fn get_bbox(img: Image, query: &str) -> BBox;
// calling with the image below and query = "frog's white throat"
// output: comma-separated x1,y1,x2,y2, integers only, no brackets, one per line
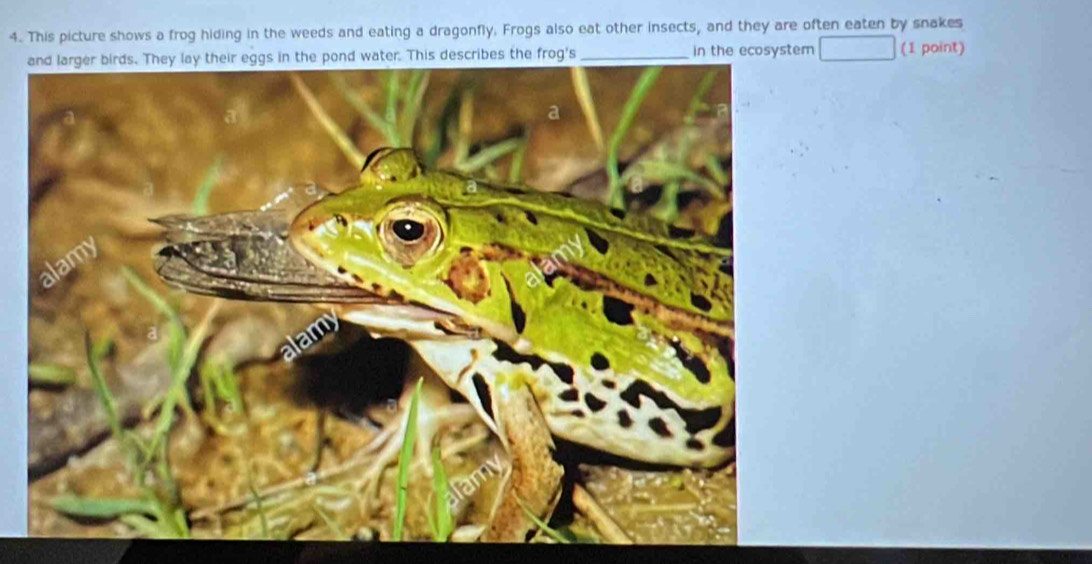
334,303,474,341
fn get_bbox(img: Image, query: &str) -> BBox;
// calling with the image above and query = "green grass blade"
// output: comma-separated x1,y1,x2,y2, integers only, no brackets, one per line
384,70,403,146
144,302,219,472
121,267,183,330
214,359,243,413
165,324,185,379
121,266,187,397
331,73,392,145
170,506,191,538
557,525,601,544
29,362,75,386
516,497,569,544
198,360,218,422
244,456,271,540
51,495,158,519
392,377,424,541
399,70,430,146
191,154,223,216
290,72,366,170
154,438,181,506
84,333,126,455
508,132,529,184
570,67,604,152
423,83,463,167
706,153,729,186
142,496,188,539
457,137,523,174
123,272,217,482
623,159,721,193
120,266,185,469
650,180,681,223
685,69,719,124
606,66,663,209
454,84,475,166
119,514,166,538
125,431,151,459
429,446,453,542
92,332,115,360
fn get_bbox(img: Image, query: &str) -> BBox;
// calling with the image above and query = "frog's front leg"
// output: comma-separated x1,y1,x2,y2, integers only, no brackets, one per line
481,378,564,542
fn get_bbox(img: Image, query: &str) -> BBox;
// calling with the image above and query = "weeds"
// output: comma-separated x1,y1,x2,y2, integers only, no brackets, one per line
444,78,524,178
84,332,130,468
508,129,530,183
391,377,423,541
425,446,453,542
389,377,455,542
191,154,223,216
648,68,721,222
571,67,605,152
571,66,727,221
50,493,189,539
291,72,366,170
49,268,222,539
121,266,217,481
685,69,719,127
517,497,570,544
48,153,232,537
28,362,75,386
606,66,663,210
330,69,430,148
706,152,730,186
244,448,271,539
302,71,526,184
517,498,602,544
457,137,523,174
198,355,243,431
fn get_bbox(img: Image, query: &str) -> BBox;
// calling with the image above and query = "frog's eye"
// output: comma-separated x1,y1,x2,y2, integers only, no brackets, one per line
363,148,422,183
362,147,388,171
378,205,443,267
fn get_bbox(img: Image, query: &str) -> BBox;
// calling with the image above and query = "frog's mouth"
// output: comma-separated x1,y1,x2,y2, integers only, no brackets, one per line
151,211,477,340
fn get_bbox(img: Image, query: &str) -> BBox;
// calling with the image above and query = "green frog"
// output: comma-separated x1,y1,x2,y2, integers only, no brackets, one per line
156,147,734,541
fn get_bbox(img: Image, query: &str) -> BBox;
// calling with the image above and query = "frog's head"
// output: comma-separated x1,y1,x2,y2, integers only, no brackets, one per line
289,147,459,310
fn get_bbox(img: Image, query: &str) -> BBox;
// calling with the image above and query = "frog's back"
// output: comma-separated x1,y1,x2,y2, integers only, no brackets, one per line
431,171,734,326
426,175,735,467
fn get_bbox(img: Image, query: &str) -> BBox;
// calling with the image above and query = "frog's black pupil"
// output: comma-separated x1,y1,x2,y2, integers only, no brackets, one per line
392,219,425,242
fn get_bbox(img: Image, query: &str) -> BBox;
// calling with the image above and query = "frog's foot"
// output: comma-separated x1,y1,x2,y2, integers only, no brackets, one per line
481,384,564,542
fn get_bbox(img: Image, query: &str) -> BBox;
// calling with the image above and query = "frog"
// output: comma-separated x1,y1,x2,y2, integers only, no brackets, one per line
154,147,735,542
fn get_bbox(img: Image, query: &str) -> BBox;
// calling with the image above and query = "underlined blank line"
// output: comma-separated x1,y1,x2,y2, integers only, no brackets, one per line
581,56,690,61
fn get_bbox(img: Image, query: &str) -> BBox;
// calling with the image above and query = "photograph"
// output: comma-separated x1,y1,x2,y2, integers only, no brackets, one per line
27,66,734,543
